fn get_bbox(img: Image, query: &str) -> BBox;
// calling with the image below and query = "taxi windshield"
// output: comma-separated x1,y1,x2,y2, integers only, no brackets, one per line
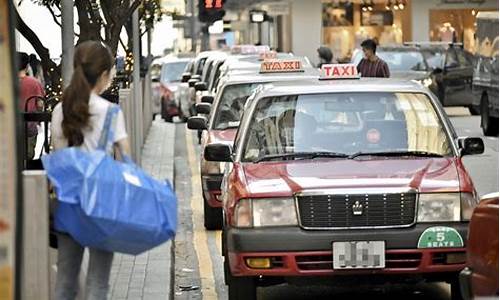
161,61,189,83
213,83,265,130
242,92,453,162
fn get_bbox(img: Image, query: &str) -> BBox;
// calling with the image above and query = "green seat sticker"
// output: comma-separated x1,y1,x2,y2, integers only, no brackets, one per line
417,226,464,249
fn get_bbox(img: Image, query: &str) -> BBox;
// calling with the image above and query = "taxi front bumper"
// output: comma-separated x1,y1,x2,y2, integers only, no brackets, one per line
227,223,468,277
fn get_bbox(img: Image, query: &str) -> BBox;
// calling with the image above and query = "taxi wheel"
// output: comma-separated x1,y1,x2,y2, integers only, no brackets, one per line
228,277,257,300
203,196,223,230
481,94,499,136
450,278,465,300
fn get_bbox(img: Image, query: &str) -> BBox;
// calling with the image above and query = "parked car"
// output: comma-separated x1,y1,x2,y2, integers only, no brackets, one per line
419,44,476,113
352,43,477,114
472,12,499,136
149,58,164,117
460,192,499,299
159,57,191,122
351,45,431,80
207,66,485,300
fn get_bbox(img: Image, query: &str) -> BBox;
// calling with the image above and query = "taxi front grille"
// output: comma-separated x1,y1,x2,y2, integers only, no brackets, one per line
297,193,417,229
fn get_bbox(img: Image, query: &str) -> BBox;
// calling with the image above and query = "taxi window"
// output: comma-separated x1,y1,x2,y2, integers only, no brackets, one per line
212,83,266,130
422,49,445,69
377,51,428,72
242,92,453,161
161,61,189,83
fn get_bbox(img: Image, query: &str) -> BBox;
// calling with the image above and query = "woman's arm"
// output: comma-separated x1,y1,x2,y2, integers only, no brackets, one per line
114,137,131,161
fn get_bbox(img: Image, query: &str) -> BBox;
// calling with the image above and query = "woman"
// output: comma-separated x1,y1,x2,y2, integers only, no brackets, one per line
51,41,130,300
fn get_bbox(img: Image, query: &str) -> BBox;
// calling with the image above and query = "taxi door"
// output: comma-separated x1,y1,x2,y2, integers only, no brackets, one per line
443,48,473,106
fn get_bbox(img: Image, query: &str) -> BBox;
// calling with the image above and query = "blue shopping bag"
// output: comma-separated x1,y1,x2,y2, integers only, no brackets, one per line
42,105,177,255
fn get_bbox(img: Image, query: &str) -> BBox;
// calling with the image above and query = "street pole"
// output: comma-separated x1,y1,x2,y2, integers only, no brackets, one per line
132,8,142,164
190,0,196,52
61,0,74,88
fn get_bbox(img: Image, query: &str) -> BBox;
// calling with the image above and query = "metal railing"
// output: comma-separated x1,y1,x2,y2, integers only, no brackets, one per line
118,75,154,165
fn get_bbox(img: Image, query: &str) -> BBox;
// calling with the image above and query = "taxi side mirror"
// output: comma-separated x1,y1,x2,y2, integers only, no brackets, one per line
195,82,208,91
458,137,484,156
188,78,200,88
431,67,443,75
181,73,192,82
205,143,232,162
196,103,211,115
187,116,207,130
201,95,214,104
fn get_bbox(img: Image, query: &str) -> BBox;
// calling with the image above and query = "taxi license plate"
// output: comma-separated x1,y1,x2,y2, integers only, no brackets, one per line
333,241,385,269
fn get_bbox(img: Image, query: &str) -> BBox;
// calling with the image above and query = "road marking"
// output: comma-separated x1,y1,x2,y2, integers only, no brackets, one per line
216,230,222,255
186,129,219,300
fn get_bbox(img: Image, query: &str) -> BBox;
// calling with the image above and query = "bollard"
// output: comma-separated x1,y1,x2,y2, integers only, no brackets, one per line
21,171,50,300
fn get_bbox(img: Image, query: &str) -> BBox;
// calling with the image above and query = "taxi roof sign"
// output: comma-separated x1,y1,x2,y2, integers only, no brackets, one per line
259,51,277,61
260,59,304,73
320,64,360,80
231,45,271,55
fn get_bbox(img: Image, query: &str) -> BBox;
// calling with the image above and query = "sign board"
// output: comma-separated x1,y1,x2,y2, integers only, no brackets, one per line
0,1,18,299
417,226,464,248
260,59,304,73
320,64,360,79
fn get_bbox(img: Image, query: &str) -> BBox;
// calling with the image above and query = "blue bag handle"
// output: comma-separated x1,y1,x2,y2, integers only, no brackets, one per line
97,105,121,153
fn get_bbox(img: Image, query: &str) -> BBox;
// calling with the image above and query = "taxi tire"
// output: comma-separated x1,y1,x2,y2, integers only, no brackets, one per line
203,196,223,230
450,278,465,300
228,277,257,300
481,94,499,136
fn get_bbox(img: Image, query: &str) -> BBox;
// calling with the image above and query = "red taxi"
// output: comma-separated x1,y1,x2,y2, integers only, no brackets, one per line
204,65,486,299
187,59,319,229
460,192,499,299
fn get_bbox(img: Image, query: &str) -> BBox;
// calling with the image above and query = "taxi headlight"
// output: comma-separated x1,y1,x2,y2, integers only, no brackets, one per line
417,193,461,222
460,192,479,221
417,78,433,87
233,198,298,228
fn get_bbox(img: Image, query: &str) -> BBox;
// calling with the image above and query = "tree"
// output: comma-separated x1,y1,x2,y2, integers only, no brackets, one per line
15,0,165,97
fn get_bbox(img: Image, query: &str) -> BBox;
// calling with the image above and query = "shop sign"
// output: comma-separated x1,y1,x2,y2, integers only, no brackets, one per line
260,59,304,73
320,64,359,79
417,226,464,248
0,1,17,299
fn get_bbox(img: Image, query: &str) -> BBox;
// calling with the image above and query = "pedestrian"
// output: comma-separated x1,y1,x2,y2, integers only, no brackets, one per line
51,41,130,300
317,46,335,68
29,53,45,87
18,51,45,159
356,39,390,78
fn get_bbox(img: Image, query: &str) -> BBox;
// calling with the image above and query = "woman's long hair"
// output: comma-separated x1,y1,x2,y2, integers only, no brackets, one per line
61,41,114,146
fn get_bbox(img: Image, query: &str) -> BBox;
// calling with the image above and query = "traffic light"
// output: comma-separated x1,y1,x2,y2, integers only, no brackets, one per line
199,0,225,24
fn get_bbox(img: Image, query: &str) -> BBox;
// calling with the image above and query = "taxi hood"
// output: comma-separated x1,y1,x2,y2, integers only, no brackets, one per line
241,158,461,196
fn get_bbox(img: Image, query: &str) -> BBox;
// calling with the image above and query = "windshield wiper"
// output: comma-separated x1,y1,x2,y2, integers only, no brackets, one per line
253,151,349,163
348,150,444,159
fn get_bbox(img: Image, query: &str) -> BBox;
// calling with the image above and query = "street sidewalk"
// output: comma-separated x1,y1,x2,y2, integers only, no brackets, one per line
109,119,176,300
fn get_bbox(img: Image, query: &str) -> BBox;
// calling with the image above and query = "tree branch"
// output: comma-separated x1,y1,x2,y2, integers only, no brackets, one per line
46,5,62,28
13,3,60,87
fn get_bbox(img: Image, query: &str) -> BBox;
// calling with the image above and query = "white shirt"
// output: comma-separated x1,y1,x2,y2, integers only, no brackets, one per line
51,93,128,151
